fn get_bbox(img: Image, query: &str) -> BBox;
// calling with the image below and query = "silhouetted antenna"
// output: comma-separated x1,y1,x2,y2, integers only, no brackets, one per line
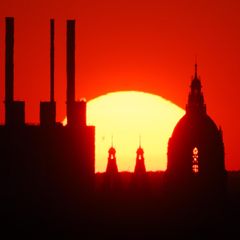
50,19,54,102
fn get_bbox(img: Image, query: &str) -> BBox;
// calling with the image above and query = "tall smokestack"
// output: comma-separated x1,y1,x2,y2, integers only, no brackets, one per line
66,20,75,125
5,17,14,103
66,19,87,127
40,19,56,126
5,17,25,126
50,19,54,102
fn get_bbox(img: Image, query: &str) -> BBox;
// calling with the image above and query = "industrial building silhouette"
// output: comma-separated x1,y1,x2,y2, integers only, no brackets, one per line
0,17,232,238
1,18,95,226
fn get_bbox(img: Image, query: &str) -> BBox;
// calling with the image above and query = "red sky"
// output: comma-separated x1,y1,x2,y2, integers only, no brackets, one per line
0,0,239,170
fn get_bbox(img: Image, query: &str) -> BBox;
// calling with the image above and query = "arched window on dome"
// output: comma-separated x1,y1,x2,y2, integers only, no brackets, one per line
192,147,199,174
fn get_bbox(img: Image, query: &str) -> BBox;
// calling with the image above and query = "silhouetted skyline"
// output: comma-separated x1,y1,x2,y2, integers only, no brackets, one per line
0,1,239,171
1,16,240,239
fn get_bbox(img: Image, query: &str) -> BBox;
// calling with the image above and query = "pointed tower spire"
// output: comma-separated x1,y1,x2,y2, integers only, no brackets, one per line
134,138,146,175
106,137,118,175
194,55,198,78
186,63,206,114
194,63,198,79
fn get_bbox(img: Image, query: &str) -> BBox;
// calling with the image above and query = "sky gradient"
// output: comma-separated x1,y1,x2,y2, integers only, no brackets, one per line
0,0,239,170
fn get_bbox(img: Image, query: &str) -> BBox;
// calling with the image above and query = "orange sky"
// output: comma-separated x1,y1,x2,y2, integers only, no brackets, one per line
0,0,239,170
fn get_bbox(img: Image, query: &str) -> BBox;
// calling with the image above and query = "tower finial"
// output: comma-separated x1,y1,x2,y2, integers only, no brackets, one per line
111,135,113,148
194,55,198,78
194,63,198,78
139,135,141,148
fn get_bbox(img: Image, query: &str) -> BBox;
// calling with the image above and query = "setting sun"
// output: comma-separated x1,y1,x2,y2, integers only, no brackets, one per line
86,91,184,172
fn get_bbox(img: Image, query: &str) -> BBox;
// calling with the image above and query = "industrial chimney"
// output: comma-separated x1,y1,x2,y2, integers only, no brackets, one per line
5,17,14,103
66,19,86,127
40,19,56,126
5,17,25,126
50,19,54,103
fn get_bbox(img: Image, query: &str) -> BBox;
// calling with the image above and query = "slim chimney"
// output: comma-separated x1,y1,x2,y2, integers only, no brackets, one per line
5,17,25,126
40,19,56,126
5,17,14,103
66,19,87,127
50,19,54,102
66,20,75,126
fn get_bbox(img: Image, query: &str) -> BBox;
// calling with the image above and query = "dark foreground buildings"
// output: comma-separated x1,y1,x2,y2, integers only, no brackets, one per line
0,17,237,238
1,17,95,235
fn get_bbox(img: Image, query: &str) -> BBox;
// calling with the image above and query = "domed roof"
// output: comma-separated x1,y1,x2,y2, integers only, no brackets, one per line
171,113,219,141
167,65,225,182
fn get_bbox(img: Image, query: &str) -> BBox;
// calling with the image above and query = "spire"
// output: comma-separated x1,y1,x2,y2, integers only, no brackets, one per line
191,63,201,89
106,137,118,175
194,55,198,78
194,63,198,79
186,64,206,114
134,139,146,175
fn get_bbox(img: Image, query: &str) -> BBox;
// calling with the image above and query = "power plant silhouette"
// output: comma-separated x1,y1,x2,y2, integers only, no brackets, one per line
0,17,235,238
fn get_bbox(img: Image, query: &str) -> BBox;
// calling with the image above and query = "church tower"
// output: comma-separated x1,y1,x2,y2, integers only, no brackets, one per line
106,138,118,175
103,139,120,191
167,65,226,192
134,138,146,175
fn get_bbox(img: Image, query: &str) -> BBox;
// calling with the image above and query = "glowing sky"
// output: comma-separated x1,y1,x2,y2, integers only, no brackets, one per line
0,0,239,170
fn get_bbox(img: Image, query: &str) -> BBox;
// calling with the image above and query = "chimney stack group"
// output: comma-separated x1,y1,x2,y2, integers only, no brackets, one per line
4,17,86,127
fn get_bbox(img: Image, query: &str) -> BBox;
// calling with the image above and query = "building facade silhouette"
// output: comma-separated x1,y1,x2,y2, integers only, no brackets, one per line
1,17,229,237
0,18,95,207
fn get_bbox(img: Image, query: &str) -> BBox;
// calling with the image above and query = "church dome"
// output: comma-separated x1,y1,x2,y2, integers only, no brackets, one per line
171,113,219,143
167,65,225,180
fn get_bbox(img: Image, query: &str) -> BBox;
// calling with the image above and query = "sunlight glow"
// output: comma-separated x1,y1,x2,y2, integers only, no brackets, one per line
87,91,185,172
